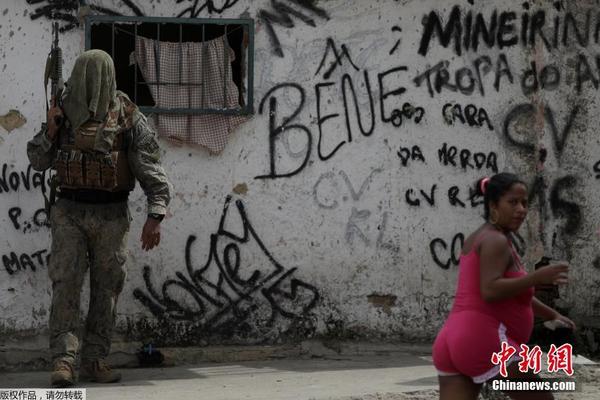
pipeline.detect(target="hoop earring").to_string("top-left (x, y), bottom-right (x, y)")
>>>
top-left (489, 209), bottom-right (499, 225)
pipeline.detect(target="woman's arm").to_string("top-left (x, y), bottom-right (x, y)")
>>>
top-left (532, 297), bottom-right (576, 330)
top-left (532, 296), bottom-right (559, 320)
top-left (479, 233), bottom-right (569, 302)
top-left (479, 233), bottom-right (538, 302)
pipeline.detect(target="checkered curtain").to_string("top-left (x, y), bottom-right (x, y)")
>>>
top-left (135, 35), bottom-right (249, 154)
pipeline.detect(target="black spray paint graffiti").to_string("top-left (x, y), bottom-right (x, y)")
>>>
top-left (430, 232), bottom-right (464, 270)
top-left (389, 26), bottom-right (402, 55)
top-left (413, 54), bottom-right (514, 98)
top-left (503, 103), bottom-right (579, 160)
top-left (414, 52), bottom-right (600, 97)
top-left (26, 0), bottom-right (241, 28)
top-left (442, 103), bottom-right (494, 131)
top-left (254, 77), bottom-right (376, 179)
top-left (430, 232), bottom-right (526, 270)
top-left (258, 0), bottom-right (330, 58)
top-left (504, 104), bottom-right (584, 256)
top-left (176, 0), bottom-right (240, 18)
top-left (26, 0), bottom-right (144, 31)
top-left (397, 145), bottom-right (425, 167)
top-left (8, 207), bottom-right (49, 233)
top-left (395, 143), bottom-right (497, 174)
top-left (0, 164), bottom-right (50, 195)
top-left (256, 41), bottom-right (425, 179)
top-left (2, 249), bottom-right (50, 275)
top-left (403, 183), bottom-right (483, 209)
top-left (418, 5), bottom-right (600, 57)
top-left (548, 175), bottom-right (581, 236)
top-left (133, 196), bottom-right (319, 333)
top-left (438, 143), bottom-right (498, 173)
top-left (315, 38), bottom-right (359, 80)
top-left (1, 164), bottom-right (51, 233)
top-left (379, 67), bottom-right (425, 128)
top-left (26, 1), bottom-right (331, 58)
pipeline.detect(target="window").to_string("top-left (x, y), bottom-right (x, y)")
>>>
top-left (84, 15), bottom-right (254, 116)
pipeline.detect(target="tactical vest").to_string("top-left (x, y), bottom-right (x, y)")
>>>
top-left (53, 93), bottom-right (137, 192)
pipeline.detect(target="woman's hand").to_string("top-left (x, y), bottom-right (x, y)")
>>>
top-left (546, 313), bottom-right (576, 331)
top-left (533, 262), bottom-right (569, 286)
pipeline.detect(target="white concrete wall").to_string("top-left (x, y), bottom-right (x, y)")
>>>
top-left (1, 0), bottom-right (599, 346)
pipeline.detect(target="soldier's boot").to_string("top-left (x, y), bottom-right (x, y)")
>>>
top-left (50, 360), bottom-right (75, 388)
top-left (80, 359), bottom-right (121, 383)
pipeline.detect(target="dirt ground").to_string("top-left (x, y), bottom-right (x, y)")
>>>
top-left (333, 364), bottom-right (600, 400)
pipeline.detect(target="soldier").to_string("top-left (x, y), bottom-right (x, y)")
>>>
top-left (27, 49), bottom-right (171, 387)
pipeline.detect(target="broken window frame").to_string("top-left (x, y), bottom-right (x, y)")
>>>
top-left (84, 15), bottom-right (255, 116)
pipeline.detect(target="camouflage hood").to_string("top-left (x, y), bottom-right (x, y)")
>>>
top-left (62, 49), bottom-right (117, 130)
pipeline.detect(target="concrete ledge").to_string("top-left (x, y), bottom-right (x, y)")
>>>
top-left (0, 338), bottom-right (433, 372)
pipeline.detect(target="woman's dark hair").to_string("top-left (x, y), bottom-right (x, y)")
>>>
top-left (475, 173), bottom-right (527, 220)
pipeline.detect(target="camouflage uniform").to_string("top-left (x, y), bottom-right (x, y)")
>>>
top-left (27, 112), bottom-right (171, 365)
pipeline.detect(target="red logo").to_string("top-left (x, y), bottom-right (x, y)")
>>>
top-left (491, 342), bottom-right (517, 377)
top-left (518, 344), bottom-right (543, 374)
top-left (547, 343), bottom-right (574, 376)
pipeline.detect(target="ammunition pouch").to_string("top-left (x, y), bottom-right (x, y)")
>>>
top-left (52, 93), bottom-right (137, 193)
top-left (54, 147), bottom-right (134, 192)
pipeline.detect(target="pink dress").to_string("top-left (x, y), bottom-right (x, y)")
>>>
top-left (432, 233), bottom-right (535, 383)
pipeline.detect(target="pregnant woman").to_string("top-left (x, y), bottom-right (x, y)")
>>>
top-left (433, 172), bottom-right (575, 400)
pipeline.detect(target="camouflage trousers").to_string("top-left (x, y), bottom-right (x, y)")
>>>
top-left (49, 198), bottom-right (130, 364)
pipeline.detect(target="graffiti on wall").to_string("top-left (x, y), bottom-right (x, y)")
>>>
top-left (26, 0), bottom-right (144, 31)
top-left (1, 161), bottom-right (51, 276)
top-left (26, 0), bottom-right (329, 57)
top-left (13, 0), bottom-right (598, 334)
top-left (415, 4), bottom-right (600, 97)
top-left (252, 2), bottom-right (595, 272)
top-left (258, 0), bottom-right (330, 58)
top-left (133, 196), bottom-right (319, 336)
top-left (1, 163), bottom-right (51, 233)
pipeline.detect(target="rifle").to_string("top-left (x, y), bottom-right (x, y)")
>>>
top-left (44, 21), bottom-right (64, 124)
top-left (43, 21), bottom-right (64, 215)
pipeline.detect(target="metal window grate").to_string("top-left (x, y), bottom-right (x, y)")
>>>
top-left (85, 15), bottom-right (254, 116)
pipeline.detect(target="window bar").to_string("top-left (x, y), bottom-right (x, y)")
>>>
top-left (202, 24), bottom-right (206, 109)
top-left (247, 20), bottom-right (255, 114)
top-left (156, 23), bottom-right (161, 106)
top-left (179, 23), bottom-right (183, 86)
top-left (240, 24), bottom-right (246, 107)
top-left (111, 22), bottom-right (115, 61)
top-left (223, 25), bottom-right (228, 110)
top-left (134, 23), bottom-right (138, 104)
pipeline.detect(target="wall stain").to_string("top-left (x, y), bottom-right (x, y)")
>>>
top-left (367, 294), bottom-right (397, 315)
top-left (0, 110), bottom-right (26, 132)
top-left (233, 182), bottom-right (248, 195)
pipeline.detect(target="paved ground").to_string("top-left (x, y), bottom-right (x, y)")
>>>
top-left (0, 353), bottom-right (437, 400)
top-left (1, 352), bottom-right (598, 400)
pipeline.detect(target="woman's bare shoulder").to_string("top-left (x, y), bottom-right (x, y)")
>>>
top-left (462, 225), bottom-right (507, 255)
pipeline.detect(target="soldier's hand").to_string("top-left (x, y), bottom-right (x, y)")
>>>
top-left (47, 96), bottom-right (63, 141)
top-left (141, 217), bottom-right (161, 251)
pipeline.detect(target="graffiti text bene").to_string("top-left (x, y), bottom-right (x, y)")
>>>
top-left (255, 66), bottom-right (424, 179)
